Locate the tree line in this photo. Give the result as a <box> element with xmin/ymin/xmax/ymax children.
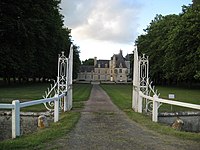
<box><xmin>136</xmin><ymin>3</ymin><xmax>200</xmax><ymax>86</ymax></box>
<box><xmin>0</xmin><ymin>0</ymin><xmax>81</xmax><ymax>84</ymax></box>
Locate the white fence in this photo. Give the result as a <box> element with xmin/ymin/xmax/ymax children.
<box><xmin>0</xmin><ymin>92</ymin><xmax>66</xmax><ymax>139</ymax></box>
<box><xmin>132</xmin><ymin>46</ymin><xmax>200</xmax><ymax>122</ymax></box>
<box><xmin>138</xmin><ymin>91</ymin><xmax>200</xmax><ymax>122</ymax></box>
<box><xmin>0</xmin><ymin>45</ymin><xmax>74</xmax><ymax>139</ymax></box>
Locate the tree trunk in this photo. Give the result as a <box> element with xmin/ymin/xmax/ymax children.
<box><xmin>13</xmin><ymin>77</ymin><xmax>16</xmax><ymax>83</ymax></box>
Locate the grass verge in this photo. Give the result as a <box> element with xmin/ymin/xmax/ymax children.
<box><xmin>0</xmin><ymin>112</ymin><xmax>80</xmax><ymax>150</ymax></box>
<box><xmin>101</xmin><ymin>84</ymin><xmax>200</xmax><ymax>141</ymax></box>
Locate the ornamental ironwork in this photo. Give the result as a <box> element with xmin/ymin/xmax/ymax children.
<box><xmin>132</xmin><ymin>46</ymin><xmax>162</xmax><ymax>113</ymax></box>
<box><xmin>139</xmin><ymin>54</ymin><xmax>149</xmax><ymax>94</ymax></box>
<box><xmin>42</xmin><ymin>45</ymin><xmax>73</xmax><ymax>111</ymax></box>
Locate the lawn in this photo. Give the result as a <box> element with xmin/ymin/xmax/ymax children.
<box><xmin>0</xmin><ymin>83</ymin><xmax>50</xmax><ymax>101</ymax></box>
<box><xmin>101</xmin><ymin>84</ymin><xmax>200</xmax><ymax>141</ymax></box>
<box><xmin>0</xmin><ymin>83</ymin><xmax>92</xmax><ymax>149</ymax></box>
<box><xmin>0</xmin><ymin>83</ymin><xmax>92</xmax><ymax>112</ymax></box>
<box><xmin>157</xmin><ymin>86</ymin><xmax>200</xmax><ymax>111</ymax></box>
<box><xmin>101</xmin><ymin>84</ymin><xmax>200</xmax><ymax>112</ymax></box>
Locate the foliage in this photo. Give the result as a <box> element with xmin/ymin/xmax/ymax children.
<box><xmin>82</xmin><ymin>58</ymin><xmax>94</xmax><ymax>66</ymax></box>
<box><xmin>136</xmin><ymin>4</ymin><xmax>200</xmax><ymax>85</ymax></box>
<box><xmin>101</xmin><ymin>84</ymin><xmax>200</xmax><ymax>141</ymax></box>
<box><xmin>193</xmin><ymin>0</ymin><xmax>200</xmax><ymax>6</ymax></box>
<box><xmin>72</xmin><ymin>45</ymin><xmax>81</xmax><ymax>79</ymax></box>
<box><xmin>0</xmin><ymin>0</ymin><xmax>81</xmax><ymax>84</ymax></box>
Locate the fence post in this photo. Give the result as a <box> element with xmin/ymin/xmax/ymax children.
<box><xmin>12</xmin><ymin>100</ymin><xmax>20</xmax><ymax>138</ymax></box>
<box><xmin>54</xmin><ymin>95</ymin><xmax>59</xmax><ymax>122</ymax></box>
<box><xmin>68</xmin><ymin>45</ymin><xmax>73</xmax><ymax>110</ymax></box>
<box><xmin>64</xmin><ymin>91</ymin><xmax>68</xmax><ymax>112</ymax></box>
<box><xmin>138</xmin><ymin>92</ymin><xmax>143</xmax><ymax>113</ymax></box>
<box><xmin>68</xmin><ymin>85</ymin><xmax>72</xmax><ymax>110</ymax></box>
<box><xmin>152</xmin><ymin>95</ymin><xmax>158</xmax><ymax>122</ymax></box>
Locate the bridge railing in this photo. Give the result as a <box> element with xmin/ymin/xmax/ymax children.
<box><xmin>139</xmin><ymin>91</ymin><xmax>200</xmax><ymax>122</ymax></box>
<box><xmin>0</xmin><ymin>92</ymin><xmax>66</xmax><ymax>139</ymax></box>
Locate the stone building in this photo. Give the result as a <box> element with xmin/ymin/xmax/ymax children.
<box><xmin>77</xmin><ymin>50</ymin><xmax>132</xmax><ymax>82</ymax></box>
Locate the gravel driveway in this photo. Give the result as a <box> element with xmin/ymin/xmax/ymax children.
<box><xmin>46</xmin><ymin>84</ymin><xmax>200</xmax><ymax>150</ymax></box>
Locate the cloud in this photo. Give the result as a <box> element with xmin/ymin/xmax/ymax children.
<box><xmin>61</xmin><ymin>0</ymin><xmax>141</xmax><ymax>44</ymax></box>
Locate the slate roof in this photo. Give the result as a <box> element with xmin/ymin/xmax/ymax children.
<box><xmin>94</xmin><ymin>60</ymin><xmax>110</xmax><ymax>68</ymax></box>
<box><xmin>79</xmin><ymin>65</ymin><xmax>94</xmax><ymax>72</ymax></box>
<box><xmin>112</xmin><ymin>51</ymin><xmax>127</xmax><ymax>68</ymax></box>
<box><xmin>125</xmin><ymin>54</ymin><xmax>133</xmax><ymax>61</ymax></box>
<box><xmin>78</xmin><ymin>50</ymin><xmax>131</xmax><ymax>74</ymax></box>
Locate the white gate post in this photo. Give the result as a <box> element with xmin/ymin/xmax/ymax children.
<box><xmin>43</xmin><ymin>48</ymin><xmax>73</xmax><ymax>112</ymax></box>
<box><xmin>54</xmin><ymin>95</ymin><xmax>59</xmax><ymax>122</ymax></box>
<box><xmin>12</xmin><ymin>100</ymin><xmax>20</xmax><ymax>138</ymax></box>
<box><xmin>67</xmin><ymin>44</ymin><xmax>73</xmax><ymax>110</ymax></box>
<box><xmin>138</xmin><ymin>92</ymin><xmax>143</xmax><ymax>113</ymax></box>
<box><xmin>152</xmin><ymin>95</ymin><xmax>158</xmax><ymax>122</ymax></box>
<box><xmin>64</xmin><ymin>58</ymin><xmax>69</xmax><ymax>112</ymax></box>
<box><xmin>132</xmin><ymin>46</ymin><xmax>139</xmax><ymax>112</ymax></box>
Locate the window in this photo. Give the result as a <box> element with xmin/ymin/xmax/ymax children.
<box><xmin>119</xmin><ymin>69</ymin><xmax>122</xmax><ymax>73</ymax></box>
<box><xmin>119</xmin><ymin>63</ymin><xmax>122</xmax><ymax>68</ymax></box>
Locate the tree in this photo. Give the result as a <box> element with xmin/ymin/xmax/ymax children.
<box><xmin>0</xmin><ymin>0</ymin><xmax>80</xmax><ymax>84</ymax></box>
<box><xmin>82</xmin><ymin>59</ymin><xmax>94</xmax><ymax>66</ymax></box>
<box><xmin>193</xmin><ymin>0</ymin><xmax>200</xmax><ymax>6</ymax></box>
<box><xmin>136</xmin><ymin>14</ymin><xmax>180</xmax><ymax>84</ymax></box>
<box><xmin>72</xmin><ymin>45</ymin><xmax>81</xmax><ymax>79</ymax></box>
<box><xmin>136</xmin><ymin>4</ymin><xmax>200</xmax><ymax>85</ymax></box>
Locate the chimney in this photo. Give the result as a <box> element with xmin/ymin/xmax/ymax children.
<box><xmin>94</xmin><ymin>57</ymin><xmax>97</xmax><ymax>66</ymax></box>
<box><xmin>119</xmin><ymin>49</ymin><xmax>123</xmax><ymax>56</ymax></box>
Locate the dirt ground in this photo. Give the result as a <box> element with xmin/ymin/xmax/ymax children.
<box><xmin>44</xmin><ymin>85</ymin><xmax>200</xmax><ymax>150</ymax></box>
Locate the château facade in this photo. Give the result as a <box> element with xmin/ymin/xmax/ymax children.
<box><xmin>77</xmin><ymin>50</ymin><xmax>132</xmax><ymax>82</ymax></box>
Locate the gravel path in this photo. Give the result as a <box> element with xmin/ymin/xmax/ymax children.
<box><xmin>46</xmin><ymin>85</ymin><xmax>200</xmax><ymax>150</ymax></box>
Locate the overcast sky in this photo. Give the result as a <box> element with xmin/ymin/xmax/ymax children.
<box><xmin>60</xmin><ymin>0</ymin><xmax>192</xmax><ymax>61</ymax></box>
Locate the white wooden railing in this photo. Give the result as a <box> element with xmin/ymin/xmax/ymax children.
<box><xmin>139</xmin><ymin>91</ymin><xmax>200</xmax><ymax>122</ymax></box>
<box><xmin>132</xmin><ymin>46</ymin><xmax>200</xmax><ymax>123</ymax></box>
<box><xmin>0</xmin><ymin>92</ymin><xmax>67</xmax><ymax>139</ymax></box>
<box><xmin>0</xmin><ymin>46</ymin><xmax>74</xmax><ymax>139</ymax></box>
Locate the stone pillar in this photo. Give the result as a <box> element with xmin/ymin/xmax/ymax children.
<box><xmin>132</xmin><ymin>47</ymin><xmax>139</xmax><ymax>112</ymax></box>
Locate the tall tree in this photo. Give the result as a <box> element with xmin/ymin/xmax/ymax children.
<box><xmin>82</xmin><ymin>59</ymin><xmax>94</xmax><ymax>66</ymax></box>
<box><xmin>0</xmin><ymin>0</ymin><xmax>80</xmax><ymax>84</ymax></box>
<box><xmin>193</xmin><ymin>0</ymin><xmax>200</xmax><ymax>6</ymax></box>
<box><xmin>136</xmin><ymin>4</ymin><xmax>200</xmax><ymax>85</ymax></box>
